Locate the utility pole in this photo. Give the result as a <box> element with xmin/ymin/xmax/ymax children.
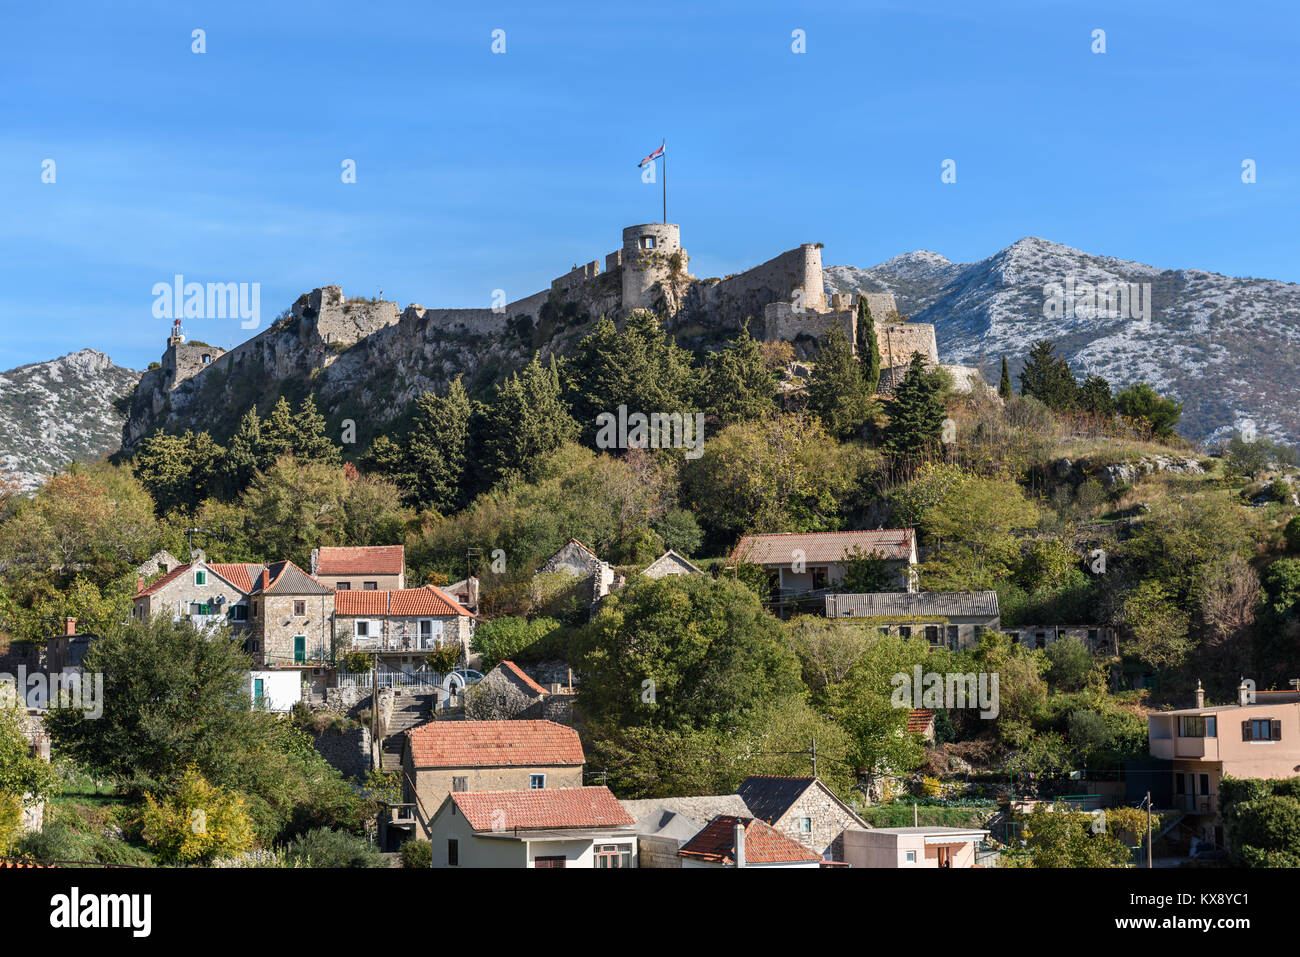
<box><xmin>372</xmin><ymin>651</ymin><xmax>380</xmax><ymax>771</ymax></box>
<box><xmin>1146</xmin><ymin>792</ymin><xmax>1153</xmax><ymax>868</ymax></box>
<box><xmin>810</xmin><ymin>737</ymin><xmax>817</xmax><ymax>779</ymax></box>
<box><xmin>465</xmin><ymin>547</ymin><xmax>482</xmax><ymax>615</ymax></box>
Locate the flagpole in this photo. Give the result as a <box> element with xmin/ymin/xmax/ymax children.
<box><xmin>662</xmin><ymin>140</ymin><xmax>667</xmax><ymax>223</ymax></box>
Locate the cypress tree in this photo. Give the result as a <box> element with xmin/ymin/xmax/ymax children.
<box><xmin>998</xmin><ymin>355</ymin><xmax>1012</xmax><ymax>399</ymax></box>
<box><xmin>408</xmin><ymin>378</ymin><xmax>472</xmax><ymax>512</ymax></box>
<box><xmin>856</xmin><ymin>294</ymin><xmax>882</xmax><ymax>394</ymax></box>
<box><xmin>291</xmin><ymin>396</ymin><xmax>341</xmax><ymax>466</ymax></box>
<box><xmin>481</xmin><ymin>356</ymin><xmax>579</xmax><ymax>485</ymax></box>
<box><xmin>1019</xmin><ymin>340</ymin><xmax>1078</xmax><ymax>411</ymax></box>
<box><xmin>701</xmin><ymin>327</ymin><xmax>777</xmax><ymax>426</ymax></box>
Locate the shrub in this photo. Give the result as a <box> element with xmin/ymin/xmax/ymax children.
<box><xmin>400</xmin><ymin>839</ymin><xmax>432</xmax><ymax>869</ymax></box>
<box><xmin>286</xmin><ymin>827</ymin><xmax>385</xmax><ymax>868</ymax></box>
<box><xmin>140</xmin><ymin>766</ymin><xmax>255</xmax><ymax>864</ymax></box>
<box><xmin>1285</xmin><ymin>516</ymin><xmax>1300</xmax><ymax>553</ymax></box>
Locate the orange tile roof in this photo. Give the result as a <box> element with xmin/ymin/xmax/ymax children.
<box><xmin>450</xmin><ymin>786</ymin><xmax>633</xmax><ymax>832</ymax></box>
<box><xmin>0</xmin><ymin>860</ymin><xmax>50</xmax><ymax>868</ymax></box>
<box><xmin>731</xmin><ymin>529</ymin><xmax>915</xmax><ymax>566</ymax></box>
<box><xmin>133</xmin><ymin>561</ymin><xmax>264</xmax><ymax>598</ymax></box>
<box><xmin>502</xmin><ymin>661</ymin><xmax>549</xmax><ymax>696</ymax></box>
<box><xmin>407</xmin><ymin>720</ymin><xmax>584</xmax><ymax>769</ymax></box>
<box><xmin>315</xmin><ymin>545</ymin><xmax>404</xmax><ymax>576</ymax></box>
<box><xmin>907</xmin><ymin>709</ymin><xmax>935</xmax><ymax>733</ymax></box>
<box><xmin>678</xmin><ymin>816</ymin><xmax>822</xmax><ymax>865</ymax></box>
<box><xmin>334</xmin><ymin>584</ymin><xmax>473</xmax><ymax>617</ymax></box>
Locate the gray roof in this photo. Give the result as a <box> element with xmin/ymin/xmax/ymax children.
<box><xmin>825</xmin><ymin>591</ymin><xmax>999</xmax><ymax>619</ymax></box>
<box><xmin>620</xmin><ymin>795</ymin><xmax>752</xmax><ymax>836</ymax></box>
<box><xmin>252</xmin><ymin>560</ymin><xmax>334</xmax><ymax>596</ymax></box>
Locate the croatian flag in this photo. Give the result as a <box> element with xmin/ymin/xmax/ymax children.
<box><xmin>638</xmin><ymin>140</ymin><xmax>665</xmax><ymax>168</ymax></box>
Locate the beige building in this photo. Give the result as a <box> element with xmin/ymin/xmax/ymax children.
<box><xmin>311</xmin><ymin>545</ymin><xmax>406</xmax><ymax>591</ymax></box>
<box><xmin>732</xmin><ymin>529</ymin><xmax>918</xmax><ymax>597</ymax></box>
<box><xmin>843</xmin><ymin>826</ymin><xmax>989</xmax><ymax>868</ymax></box>
<box><xmin>736</xmin><ymin>775</ymin><xmax>869</xmax><ymax>862</ymax></box>
<box><xmin>334</xmin><ymin>584</ymin><xmax>475</xmax><ymax>668</ymax></box>
<box><xmin>1147</xmin><ymin>682</ymin><xmax>1300</xmax><ymax>846</ymax></box>
<box><xmin>401</xmin><ymin>719</ymin><xmax>586</xmax><ymax>838</ymax></box>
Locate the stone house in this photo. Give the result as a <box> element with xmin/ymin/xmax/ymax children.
<box><xmin>732</xmin><ymin>529</ymin><xmax>918</xmax><ymax>597</ymax></box>
<box><xmin>333</xmin><ymin>584</ymin><xmax>475</xmax><ymax>670</ymax></box>
<box><xmin>535</xmin><ymin>538</ymin><xmax>622</xmax><ymax>612</ymax></box>
<box><xmin>132</xmin><ymin>556</ymin><xmax>337</xmax><ymax>671</ymax></box>
<box><xmin>736</xmin><ymin>775</ymin><xmax>870</xmax><ymax>862</ymax></box>
<box><xmin>1006</xmin><ymin>624</ymin><xmax>1118</xmax><ymax>655</ymax></box>
<box><xmin>643</xmin><ymin>550</ymin><xmax>702</xmax><ymax>579</ymax></box>
<box><xmin>465</xmin><ymin>660</ymin><xmax>550</xmax><ymax>720</ymax></box>
<box><xmin>620</xmin><ymin>795</ymin><xmax>753</xmax><ymax>868</ymax></box>
<box><xmin>427</xmin><ymin>786</ymin><xmax>637</xmax><ymax>868</ymax></box>
<box><xmin>311</xmin><ymin>544</ymin><xmax>406</xmax><ymax>591</ymax></box>
<box><xmin>678</xmin><ymin>816</ymin><xmax>822</xmax><ymax>868</ymax></box>
<box><xmin>824</xmin><ymin>591</ymin><xmax>1001</xmax><ymax>651</ymax></box>
<box><xmin>401</xmin><ymin>719</ymin><xmax>586</xmax><ymax>838</ymax></box>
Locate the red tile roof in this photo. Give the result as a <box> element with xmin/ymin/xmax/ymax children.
<box><xmin>315</xmin><ymin>545</ymin><xmax>405</xmax><ymax>576</ymax></box>
<box><xmin>0</xmin><ymin>860</ymin><xmax>50</xmax><ymax>868</ymax></box>
<box><xmin>450</xmin><ymin>786</ymin><xmax>633</xmax><ymax>832</ymax></box>
<box><xmin>502</xmin><ymin>661</ymin><xmax>549</xmax><ymax>696</ymax></box>
<box><xmin>334</xmin><ymin>584</ymin><xmax>473</xmax><ymax>617</ymax></box>
<box><xmin>731</xmin><ymin>529</ymin><xmax>915</xmax><ymax>566</ymax></box>
<box><xmin>907</xmin><ymin>709</ymin><xmax>935</xmax><ymax>734</ymax></box>
<box><xmin>678</xmin><ymin>816</ymin><xmax>822</xmax><ymax>865</ymax></box>
<box><xmin>406</xmin><ymin>720</ymin><xmax>584</xmax><ymax>769</ymax></box>
<box><xmin>133</xmin><ymin>561</ymin><xmax>263</xmax><ymax>598</ymax></box>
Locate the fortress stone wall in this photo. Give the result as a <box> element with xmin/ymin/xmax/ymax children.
<box><xmin>702</xmin><ymin>243</ymin><xmax>826</xmax><ymax>332</ymax></box>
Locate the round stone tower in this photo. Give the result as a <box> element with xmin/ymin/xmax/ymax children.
<box><xmin>621</xmin><ymin>223</ymin><xmax>687</xmax><ymax>312</ymax></box>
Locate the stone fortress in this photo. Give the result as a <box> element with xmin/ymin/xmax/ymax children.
<box><xmin>127</xmin><ymin>222</ymin><xmax>982</xmax><ymax>451</ymax></box>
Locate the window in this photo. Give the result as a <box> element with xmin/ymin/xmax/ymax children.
<box><xmin>594</xmin><ymin>844</ymin><xmax>633</xmax><ymax>868</ymax></box>
<box><xmin>1035</xmin><ymin>632</ymin><xmax>1047</xmax><ymax>650</ymax></box>
<box><xmin>1243</xmin><ymin>718</ymin><xmax>1282</xmax><ymax>741</ymax></box>
<box><xmin>420</xmin><ymin>619</ymin><xmax>440</xmax><ymax>641</ymax></box>
<box><xmin>293</xmin><ymin>600</ymin><xmax>306</xmax><ymax>616</ymax></box>
<box><xmin>947</xmin><ymin>625</ymin><xmax>959</xmax><ymax>650</ymax></box>
<box><xmin>452</xmin><ymin>776</ymin><xmax>468</xmax><ymax>792</ymax></box>
<box><xmin>811</xmin><ymin>567</ymin><xmax>828</xmax><ymax>590</ymax></box>
<box><xmin>1087</xmin><ymin>629</ymin><xmax>1099</xmax><ymax>643</ymax></box>
<box><xmin>905</xmin><ymin>850</ymin><xmax>917</xmax><ymax>863</ymax></box>
<box><xmin>245</xmin><ymin>639</ymin><xmax>260</xmax><ymax>653</ymax></box>
<box><xmin>336</xmin><ymin>582</ymin><xmax>350</xmax><ymax>590</ymax></box>
<box><xmin>1178</xmin><ymin>715</ymin><xmax>1216</xmax><ymax>738</ymax></box>
<box><xmin>190</xmin><ymin>602</ymin><xmax>211</xmax><ymax>616</ymax></box>
<box><xmin>230</xmin><ymin>604</ymin><xmax>248</xmax><ymax>621</ymax></box>
<box><xmin>534</xmin><ymin>855</ymin><xmax>567</xmax><ymax>868</ymax></box>
<box><xmin>252</xmin><ymin>601</ymin><xmax>259</xmax><ymax>617</ymax></box>
<box><xmin>194</xmin><ymin>570</ymin><xmax>207</xmax><ymax>586</ymax></box>
<box><xmin>497</xmin><ymin>695</ymin><xmax>507</xmax><ymax>707</ymax></box>
<box><xmin>925</xmin><ymin>625</ymin><xmax>941</xmax><ymax>645</ymax></box>
<box><xmin>799</xmin><ymin>817</ymin><xmax>812</xmax><ymax>833</ymax></box>
<box><xmin>898</xmin><ymin>626</ymin><xmax>912</xmax><ymax>640</ymax></box>
<box><xmin>878</xmin><ymin>627</ymin><xmax>890</xmax><ymax>636</ymax></box>
<box><xmin>530</xmin><ymin>774</ymin><xmax>546</xmax><ymax>789</ymax></box>
<box><xmin>640</xmin><ymin>236</ymin><xmax>656</xmax><ymax>249</ymax></box>
<box><xmin>201</xmin><ymin>354</ymin><xmax>211</xmax><ymax>363</ymax></box>
<box><xmin>447</xmin><ymin>839</ymin><xmax>458</xmax><ymax>866</ymax></box>
<box><xmin>363</xmin><ymin>582</ymin><xmax>378</xmax><ymax>590</ymax></box>
<box><xmin>355</xmin><ymin>620</ymin><xmax>371</xmax><ymax>638</ymax></box>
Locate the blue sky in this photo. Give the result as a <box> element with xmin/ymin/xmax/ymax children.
<box><xmin>2</xmin><ymin>0</ymin><xmax>1297</xmax><ymax>370</ymax></box>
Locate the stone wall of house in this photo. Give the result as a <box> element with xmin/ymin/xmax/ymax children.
<box><xmin>257</xmin><ymin>592</ymin><xmax>334</xmax><ymax>668</ymax></box>
<box><xmin>637</xmin><ymin>835</ymin><xmax>683</xmax><ymax>869</ymax></box>
<box><xmin>772</xmin><ymin>786</ymin><xmax>866</xmax><ymax>862</ymax></box>
<box><xmin>135</xmin><ymin>566</ymin><xmax>249</xmax><ymax>622</ymax></box>
<box><xmin>519</xmin><ymin>691</ymin><xmax>577</xmax><ymax>727</ymax></box>
<box><xmin>311</xmin><ymin>725</ymin><xmax>373</xmax><ymax>779</ymax></box>
<box><xmin>464</xmin><ymin>669</ymin><xmax>543</xmax><ymax>720</ymax></box>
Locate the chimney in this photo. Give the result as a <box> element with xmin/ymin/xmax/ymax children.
<box><xmin>1194</xmin><ymin>679</ymin><xmax>1205</xmax><ymax>709</ymax></box>
<box><xmin>136</xmin><ymin>577</ymin><xmax>144</xmax><ymax>594</ymax></box>
<box><xmin>64</xmin><ymin>617</ymin><xmax>77</xmax><ymax>636</ymax></box>
<box><xmin>1238</xmin><ymin>679</ymin><xmax>1252</xmax><ymax>707</ymax></box>
<box><xmin>734</xmin><ymin>820</ymin><xmax>746</xmax><ymax>868</ymax></box>
<box><xmin>310</xmin><ymin>548</ymin><xmax>319</xmax><ymax>577</ymax></box>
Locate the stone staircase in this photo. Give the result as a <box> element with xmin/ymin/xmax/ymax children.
<box><xmin>379</xmin><ymin>691</ymin><xmax>436</xmax><ymax>772</ymax></box>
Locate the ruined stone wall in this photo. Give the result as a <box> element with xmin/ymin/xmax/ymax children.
<box><xmin>877</xmin><ymin>322</ymin><xmax>939</xmax><ymax>369</ymax></box>
<box><xmin>761</xmin><ymin>303</ymin><xmax>856</xmax><ymax>357</ymax></box>
<box><xmin>704</xmin><ymin>244</ymin><xmax>826</xmax><ymax>331</ymax></box>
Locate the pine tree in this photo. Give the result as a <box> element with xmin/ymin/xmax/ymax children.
<box><xmin>856</xmin><ymin>295</ymin><xmax>882</xmax><ymax>394</ymax></box>
<box><xmin>882</xmin><ymin>353</ymin><xmax>947</xmax><ymax>457</ymax></box>
<box><xmin>998</xmin><ymin>355</ymin><xmax>1012</xmax><ymax>399</ymax></box>
<box><xmin>408</xmin><ymin>378</ymin><xmax>472</xmax><ymax>512</ymax></box>
<box><xmin>701</xmin><ymin>327</ymin><xmax>777</xmax><ymax>426</ymax></box>
<box><xmin>480</xmin><ymin>356</ymin><xmax>579</xmax><ymax>486</ymax></box>
<box><xmin>291</xmin><ymin>397</ymin><xmax>341</xmax><ymax>466</ymax></box>
<box><xmin>1018</xmin><ymin>340</ymin><xmax>1078</xmax><ymax>411</ymax></box>
<box><xmin>220</xmin><ymin>408</ymin><xmax>263</xmax><ymax>499</ymax></box>
<box><xmin>259</xmin><ymin>396</ymin><xmax>297</xmax><ymax>464</ymax></box>
<box><xmin>1078</xmin><ymin>374</ymin><xmax>1114</xmax><ymax>418</ymax></box>
<box><xmin>807</xmin><ymin>324</ymin><xmax>874</xmax><ymax>440</ymax></box>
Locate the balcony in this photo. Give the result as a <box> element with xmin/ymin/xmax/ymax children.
<box><xmin>1150</xmin><ymin>734</ymin><xmax>1219</xmax><ymax>761</ymax></box>
<box><xmin>350</xmin><ymin>635</ymin><xmax>455</xmax><ymax>653</ymax></box>
<box><xmin>1175</xmin><ymin>793</ymin><xmax>1218</xmax><ymax>814</ymax></box>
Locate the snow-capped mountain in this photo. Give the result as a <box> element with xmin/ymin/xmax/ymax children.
<box><xmin>0</xmin><ymin>349</ymin><xmax>141</xmax><ymax>491</ymax></box>
<box><xmin>826</xmin><ymin>237</ymin><xmax>1300</xmax><ymax>445</ymax></box>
